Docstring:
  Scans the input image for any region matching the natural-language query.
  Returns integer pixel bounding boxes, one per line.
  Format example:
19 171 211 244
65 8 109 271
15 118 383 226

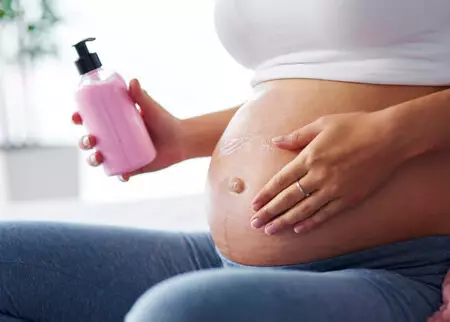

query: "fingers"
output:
129 79 154 114
73 112 106 169
73 112 103 167
129 79 165 130
78 135 97 150
118 167 146 182
262 190 330 236
118 173 131 182
272 121 321 150
294 199 344 234
129 78 142 103
251 160 307 212
72 112 83 125
86 151 104 167
250 176 314 229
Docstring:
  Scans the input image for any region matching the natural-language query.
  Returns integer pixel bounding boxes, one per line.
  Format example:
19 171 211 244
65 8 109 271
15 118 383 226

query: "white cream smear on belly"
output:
219 137 252 156
261 138 276 152
219 136 277 157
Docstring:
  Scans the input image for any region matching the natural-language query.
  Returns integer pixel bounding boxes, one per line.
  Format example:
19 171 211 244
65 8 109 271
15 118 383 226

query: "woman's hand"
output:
72 79 186 181
427 270 450 321
250 112 406 235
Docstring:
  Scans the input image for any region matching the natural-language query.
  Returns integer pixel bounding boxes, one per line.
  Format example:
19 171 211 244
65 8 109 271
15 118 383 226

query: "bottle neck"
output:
79 68 115 87
85 68 103 81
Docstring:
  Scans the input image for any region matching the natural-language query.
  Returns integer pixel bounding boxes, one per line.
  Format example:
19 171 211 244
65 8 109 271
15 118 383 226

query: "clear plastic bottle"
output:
73 37 156 176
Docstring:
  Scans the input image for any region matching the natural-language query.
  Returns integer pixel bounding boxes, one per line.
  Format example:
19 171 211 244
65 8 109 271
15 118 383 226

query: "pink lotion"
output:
73 38 156 176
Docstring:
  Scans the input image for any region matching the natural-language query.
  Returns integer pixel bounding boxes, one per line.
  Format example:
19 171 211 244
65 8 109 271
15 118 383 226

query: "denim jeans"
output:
0 222 449 322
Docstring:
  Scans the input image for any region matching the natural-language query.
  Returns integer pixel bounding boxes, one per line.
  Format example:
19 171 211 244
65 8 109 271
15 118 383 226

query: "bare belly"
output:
206 79 450 266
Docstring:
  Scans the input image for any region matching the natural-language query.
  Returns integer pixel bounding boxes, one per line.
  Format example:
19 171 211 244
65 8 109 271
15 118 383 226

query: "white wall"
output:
0 147 79 202
0 152 8 202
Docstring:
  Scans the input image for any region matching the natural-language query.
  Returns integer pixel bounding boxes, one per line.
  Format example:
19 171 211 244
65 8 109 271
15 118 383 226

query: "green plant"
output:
0 0 61 62
0 0 61 147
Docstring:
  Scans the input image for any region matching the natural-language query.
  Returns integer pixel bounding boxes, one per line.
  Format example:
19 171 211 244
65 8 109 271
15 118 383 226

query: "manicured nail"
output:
119 173 131 182
82 136 91 148
251 217 262 229
72 114 80 124
88 153 99 166
294 225 306 234
272 136 284 143
252 200 262 212
252 196 264 212
265 224 277 235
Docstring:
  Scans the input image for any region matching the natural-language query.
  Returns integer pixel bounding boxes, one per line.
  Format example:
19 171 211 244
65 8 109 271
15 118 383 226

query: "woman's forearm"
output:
181 105 241 159
379 88 450 163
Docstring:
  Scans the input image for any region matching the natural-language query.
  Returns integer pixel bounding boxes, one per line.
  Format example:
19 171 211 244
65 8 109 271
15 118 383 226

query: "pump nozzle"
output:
73 37 102 75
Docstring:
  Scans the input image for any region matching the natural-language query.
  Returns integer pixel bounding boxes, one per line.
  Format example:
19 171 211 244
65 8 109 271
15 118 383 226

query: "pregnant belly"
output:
206 79 450 266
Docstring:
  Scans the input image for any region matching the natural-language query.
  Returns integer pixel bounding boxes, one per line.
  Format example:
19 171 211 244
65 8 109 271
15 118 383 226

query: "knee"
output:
125 269 249 322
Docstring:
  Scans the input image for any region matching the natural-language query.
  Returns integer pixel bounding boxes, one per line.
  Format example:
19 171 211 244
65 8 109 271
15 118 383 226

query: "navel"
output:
229 177 246 194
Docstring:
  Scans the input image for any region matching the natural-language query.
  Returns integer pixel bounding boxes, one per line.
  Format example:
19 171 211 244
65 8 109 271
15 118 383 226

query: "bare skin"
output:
207 79 450 266
74 78 450 267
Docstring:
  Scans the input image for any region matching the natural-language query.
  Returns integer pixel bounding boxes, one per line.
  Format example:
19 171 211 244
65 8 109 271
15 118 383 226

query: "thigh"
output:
126 268 441 322
0 317 25 322
0 221 220 322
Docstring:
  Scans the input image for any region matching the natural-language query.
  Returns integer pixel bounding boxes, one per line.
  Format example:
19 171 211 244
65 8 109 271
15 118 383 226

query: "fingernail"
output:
89 153 99 166
294 225 306 234
272 136 284 143
252 202 261 212
72 114 79 124
265 224 277 235
118 174 131 182
82 136 91 148
251 217 262 229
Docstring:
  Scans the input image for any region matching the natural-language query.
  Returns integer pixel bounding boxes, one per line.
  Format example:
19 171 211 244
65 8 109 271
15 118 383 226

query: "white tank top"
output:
214 0 450 87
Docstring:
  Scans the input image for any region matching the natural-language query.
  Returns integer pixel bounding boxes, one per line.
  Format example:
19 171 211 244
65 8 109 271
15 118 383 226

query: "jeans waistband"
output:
218 235 450 277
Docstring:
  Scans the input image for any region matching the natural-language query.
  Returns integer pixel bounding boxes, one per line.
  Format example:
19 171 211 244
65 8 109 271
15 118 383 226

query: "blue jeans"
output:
0 222 449 322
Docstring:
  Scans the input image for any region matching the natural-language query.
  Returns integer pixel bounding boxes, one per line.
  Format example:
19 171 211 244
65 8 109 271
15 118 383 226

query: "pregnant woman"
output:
2 1 450 321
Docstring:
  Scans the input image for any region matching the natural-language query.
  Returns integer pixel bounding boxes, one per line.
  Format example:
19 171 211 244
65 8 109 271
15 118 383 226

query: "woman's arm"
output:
181 106 240 159
379 88 450 162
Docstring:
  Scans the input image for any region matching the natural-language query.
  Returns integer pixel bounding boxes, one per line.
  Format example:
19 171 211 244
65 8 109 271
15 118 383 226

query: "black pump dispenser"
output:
73 37 102 75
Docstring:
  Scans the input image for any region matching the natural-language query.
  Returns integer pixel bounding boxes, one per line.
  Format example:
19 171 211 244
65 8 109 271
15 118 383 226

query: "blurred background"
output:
0 0 251 230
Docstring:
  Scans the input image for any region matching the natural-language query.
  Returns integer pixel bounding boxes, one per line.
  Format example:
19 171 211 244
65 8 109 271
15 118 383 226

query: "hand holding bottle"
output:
73 79 186 181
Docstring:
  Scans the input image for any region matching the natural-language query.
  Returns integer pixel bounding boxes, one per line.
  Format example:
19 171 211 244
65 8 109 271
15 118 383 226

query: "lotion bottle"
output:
73 37 157 176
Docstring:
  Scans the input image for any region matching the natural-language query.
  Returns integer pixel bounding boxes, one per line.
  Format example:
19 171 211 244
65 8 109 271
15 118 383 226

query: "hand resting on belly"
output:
250 111 408 236
207 80 450 265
